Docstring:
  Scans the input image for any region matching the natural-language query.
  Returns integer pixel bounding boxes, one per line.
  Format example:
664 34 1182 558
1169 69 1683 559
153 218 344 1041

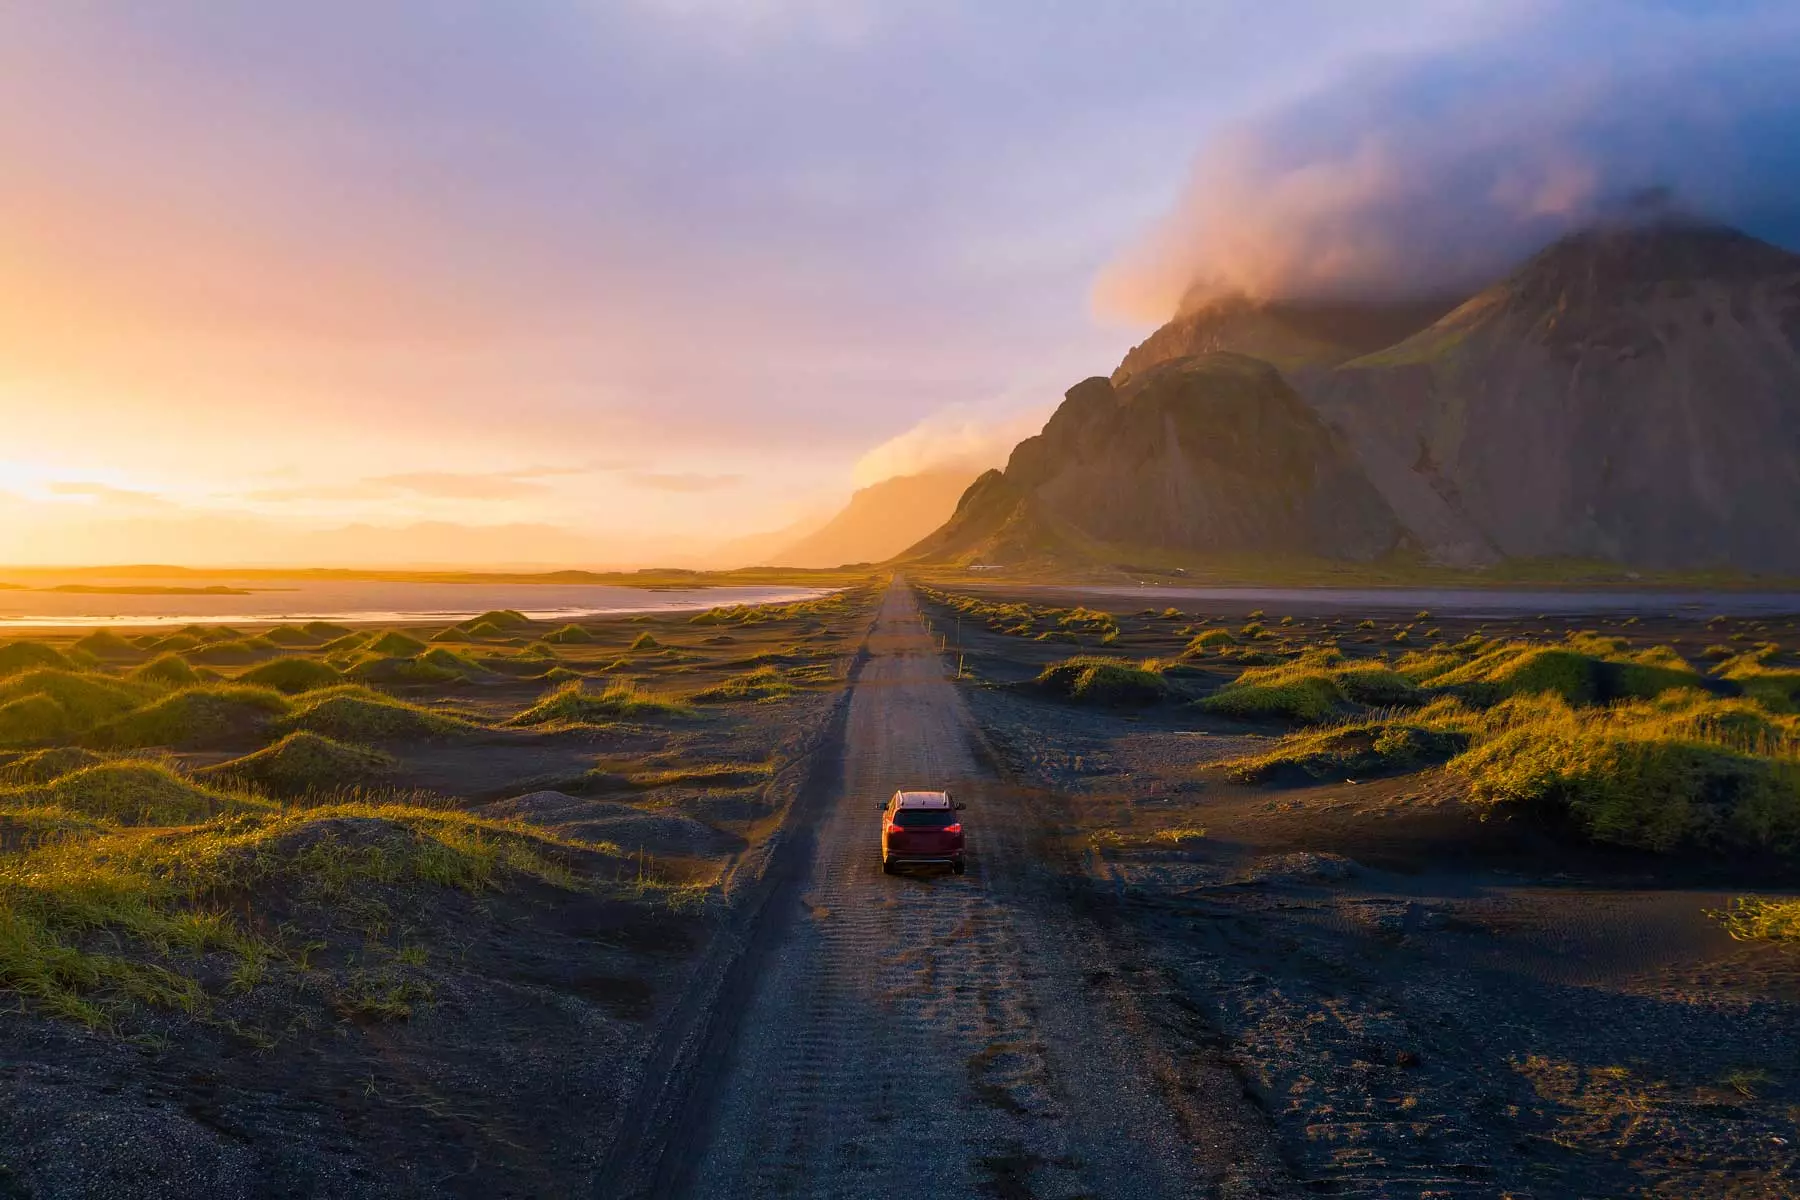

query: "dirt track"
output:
609 583 1287 1199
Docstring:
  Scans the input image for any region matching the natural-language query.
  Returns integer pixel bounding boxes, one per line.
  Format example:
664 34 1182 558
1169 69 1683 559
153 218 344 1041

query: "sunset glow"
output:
0 2 1521 567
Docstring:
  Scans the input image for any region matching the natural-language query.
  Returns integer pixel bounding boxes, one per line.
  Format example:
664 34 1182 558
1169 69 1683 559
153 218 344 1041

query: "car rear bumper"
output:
884 853 963 865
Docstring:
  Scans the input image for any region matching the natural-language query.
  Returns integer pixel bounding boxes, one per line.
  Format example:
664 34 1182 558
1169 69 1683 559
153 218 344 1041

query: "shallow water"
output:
1025 583 1800 618
0 579 833 629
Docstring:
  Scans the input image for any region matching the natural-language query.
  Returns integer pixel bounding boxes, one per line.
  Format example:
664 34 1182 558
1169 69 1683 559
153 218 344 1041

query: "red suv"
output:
878 790 966 875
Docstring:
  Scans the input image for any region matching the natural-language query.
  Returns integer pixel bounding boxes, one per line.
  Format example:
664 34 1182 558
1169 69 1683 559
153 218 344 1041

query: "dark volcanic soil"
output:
935 588 1800 1198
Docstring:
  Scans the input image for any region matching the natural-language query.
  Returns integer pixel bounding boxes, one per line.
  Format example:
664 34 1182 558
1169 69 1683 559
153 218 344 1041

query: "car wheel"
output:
951 858 966 876
881 858 897 875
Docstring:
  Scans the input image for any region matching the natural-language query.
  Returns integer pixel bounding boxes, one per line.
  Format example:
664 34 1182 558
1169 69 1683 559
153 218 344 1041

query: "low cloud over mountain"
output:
1096 2 1800 319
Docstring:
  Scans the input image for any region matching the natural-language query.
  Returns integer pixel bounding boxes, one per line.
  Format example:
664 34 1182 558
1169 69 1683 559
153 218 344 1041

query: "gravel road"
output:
618 583 1287 1199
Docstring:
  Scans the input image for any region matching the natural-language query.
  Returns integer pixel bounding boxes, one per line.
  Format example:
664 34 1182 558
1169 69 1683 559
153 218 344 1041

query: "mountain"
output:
905 354 1401 566
1308 222 1800 571
752 469 980 568
1113 294 1458 385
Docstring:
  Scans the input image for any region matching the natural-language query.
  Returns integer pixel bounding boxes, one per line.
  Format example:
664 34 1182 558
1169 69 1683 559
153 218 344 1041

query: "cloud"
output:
241 464 615 504
46 481 173 508
367 471 555 501
624 471 742 493
1094 2 1800 317
852 402 1053 488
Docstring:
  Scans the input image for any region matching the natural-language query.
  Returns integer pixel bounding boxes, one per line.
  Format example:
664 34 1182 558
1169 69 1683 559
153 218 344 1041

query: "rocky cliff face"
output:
1311 223 1800 571
1113 294 1456 385
906 354 1401 565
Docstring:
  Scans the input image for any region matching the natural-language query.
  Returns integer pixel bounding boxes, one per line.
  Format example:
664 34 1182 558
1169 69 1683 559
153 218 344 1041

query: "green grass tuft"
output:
510 679 690 725
1035 656 1170 706
1224 714 1471 784
690 666 797 704
1714 896 1800 941
1183 628 1236 655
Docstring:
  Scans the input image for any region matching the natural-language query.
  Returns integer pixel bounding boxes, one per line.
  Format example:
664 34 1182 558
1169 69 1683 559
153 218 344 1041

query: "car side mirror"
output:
875 802 889 811
955 802 967 810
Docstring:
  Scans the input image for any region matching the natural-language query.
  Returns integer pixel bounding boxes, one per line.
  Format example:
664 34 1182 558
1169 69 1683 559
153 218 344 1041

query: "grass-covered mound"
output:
302 621 352 640
346 654 462 686
1 760 268 826
147 632 201 653
542 623 595 644
0 747 110 786
0 803 600 1027
1198 650 1420 723
628 632 661 651
1035 656 1170 706
319 631 370 656
0 696 73 746
510 680 690 726
456 609 535 636
187 639 269 666
131 653 202 687
1397 640 1707 705
690 666 796 704
416 646 486 676
278 686 480 742
71 630 139 660
366 630 428 656
240 656 343 694
1224 711 1471 784
0 806 108 852
428 625 475 643
93 684 292 750
0 641 76 679
198 731 396 797
1182 628 1236 655
1452 692 1800 852
0 670 160 744
1715 660 1800 713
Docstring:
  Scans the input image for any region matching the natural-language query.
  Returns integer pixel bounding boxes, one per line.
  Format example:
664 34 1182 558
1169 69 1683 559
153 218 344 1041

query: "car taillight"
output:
943 823 961 834
885 822 903 834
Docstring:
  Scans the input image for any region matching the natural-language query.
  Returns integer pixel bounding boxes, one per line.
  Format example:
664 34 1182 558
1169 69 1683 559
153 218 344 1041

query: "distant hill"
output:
904 355 1400 567
753 469 980 568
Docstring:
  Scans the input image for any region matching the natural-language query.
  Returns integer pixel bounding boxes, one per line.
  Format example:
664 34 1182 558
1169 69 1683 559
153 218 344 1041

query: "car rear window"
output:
891 808 956 828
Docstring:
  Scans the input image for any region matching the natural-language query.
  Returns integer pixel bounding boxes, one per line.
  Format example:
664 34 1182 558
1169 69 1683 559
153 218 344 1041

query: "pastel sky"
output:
1 1 1789 566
